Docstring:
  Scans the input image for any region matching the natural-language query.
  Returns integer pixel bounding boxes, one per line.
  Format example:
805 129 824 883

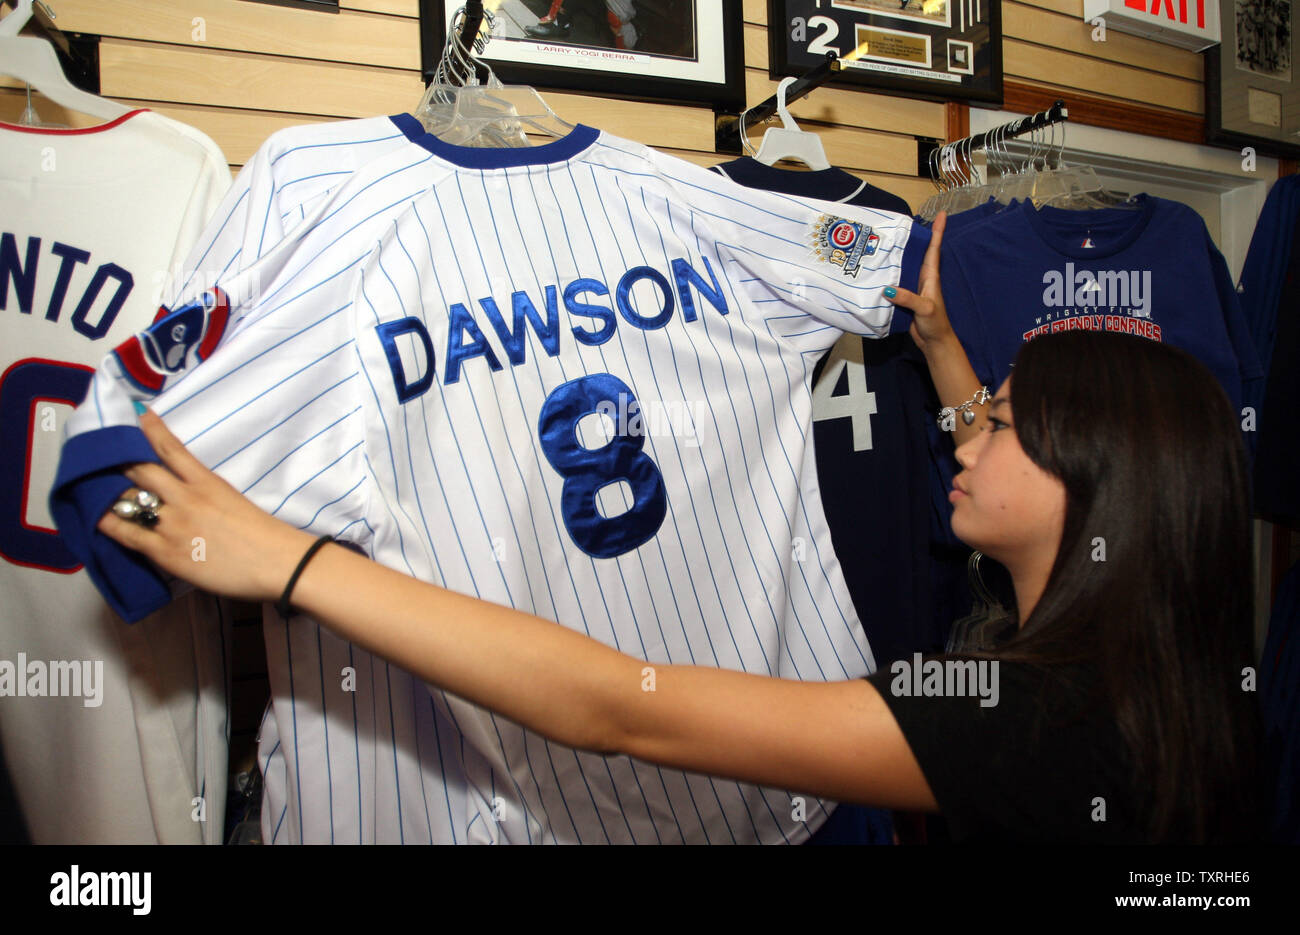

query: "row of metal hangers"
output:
918 103 1134 220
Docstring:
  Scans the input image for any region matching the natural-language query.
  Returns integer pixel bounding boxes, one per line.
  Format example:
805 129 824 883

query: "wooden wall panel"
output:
5 0 1219 205
46 0 421 69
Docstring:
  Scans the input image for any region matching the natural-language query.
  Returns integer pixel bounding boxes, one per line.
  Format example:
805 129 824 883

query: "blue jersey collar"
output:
403 120 601 169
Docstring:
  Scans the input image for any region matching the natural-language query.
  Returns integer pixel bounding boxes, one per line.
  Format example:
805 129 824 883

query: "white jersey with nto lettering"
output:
57 124 928 843
0 108 230 843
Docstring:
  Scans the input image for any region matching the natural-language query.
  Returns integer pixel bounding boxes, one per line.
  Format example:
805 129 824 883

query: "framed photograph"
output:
241 0 339 11
767 0 1003 103
1206 0 1300 158
418 0 746 109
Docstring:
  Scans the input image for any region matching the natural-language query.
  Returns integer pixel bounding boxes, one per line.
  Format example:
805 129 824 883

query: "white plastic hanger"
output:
750 77 831 171
0 0 131 123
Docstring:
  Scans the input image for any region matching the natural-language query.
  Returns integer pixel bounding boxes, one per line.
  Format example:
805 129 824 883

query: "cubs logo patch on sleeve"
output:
810 214 880 278
111 288 230 395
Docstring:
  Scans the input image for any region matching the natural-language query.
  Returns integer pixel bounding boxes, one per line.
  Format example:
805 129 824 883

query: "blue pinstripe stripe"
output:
267 439 362 517
556 164 716 840
584 162 754 842
343 638 362 845
313 625 336 843
759 312 872 675
529 167 698 841
381 662 404 844
583 165 747 842
697 237 854 684
495 172 665 842
267 127 404 166
355 326 422 581
410 200 584 844
296 476 364 530
593 138 910 232
164 312 353 426
372 231 550 843
239 406 359 495
426 695 458 844
621 184 785 842
280 623 305 843
449 174 617 841
408 689 435 844
179 187 250 297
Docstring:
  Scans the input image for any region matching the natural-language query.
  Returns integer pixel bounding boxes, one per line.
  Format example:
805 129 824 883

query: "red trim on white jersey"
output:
0 108 149 135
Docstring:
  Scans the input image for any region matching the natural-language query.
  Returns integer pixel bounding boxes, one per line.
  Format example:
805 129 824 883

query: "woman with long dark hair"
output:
96 216 1263 843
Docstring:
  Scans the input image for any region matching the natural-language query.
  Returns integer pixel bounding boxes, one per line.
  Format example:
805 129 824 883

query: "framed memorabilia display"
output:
767 0 1003 103
241 0 339 11
1206 0 1300 159
418 0 746 109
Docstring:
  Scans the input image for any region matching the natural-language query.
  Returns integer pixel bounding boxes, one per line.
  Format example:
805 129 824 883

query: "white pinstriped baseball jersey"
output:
55 124 928 843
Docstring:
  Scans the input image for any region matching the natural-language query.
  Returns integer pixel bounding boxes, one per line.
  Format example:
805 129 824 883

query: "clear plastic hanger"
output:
945 551 1015 653
1037 119 1136 210
413 5 574 148
0 0 130 125
744 76 831 171
918 141 956 221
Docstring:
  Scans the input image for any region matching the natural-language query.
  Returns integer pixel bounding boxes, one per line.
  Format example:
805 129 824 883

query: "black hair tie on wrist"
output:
277 535 335 621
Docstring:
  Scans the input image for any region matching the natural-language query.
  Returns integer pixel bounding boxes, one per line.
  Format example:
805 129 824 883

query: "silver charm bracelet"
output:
938 386 991 428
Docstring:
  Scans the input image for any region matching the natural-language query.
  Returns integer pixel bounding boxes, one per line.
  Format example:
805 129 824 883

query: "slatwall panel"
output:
4 0 1208 186
1002 0 1203 113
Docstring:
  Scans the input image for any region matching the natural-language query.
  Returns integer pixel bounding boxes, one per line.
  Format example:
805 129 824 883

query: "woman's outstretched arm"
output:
99 411 937 813
888 211 990 446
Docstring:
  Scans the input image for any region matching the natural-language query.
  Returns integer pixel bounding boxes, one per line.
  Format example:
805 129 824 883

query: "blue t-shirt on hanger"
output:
922 195 1262 541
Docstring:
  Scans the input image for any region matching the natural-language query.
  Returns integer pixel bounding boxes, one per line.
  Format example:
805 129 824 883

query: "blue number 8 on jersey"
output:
538 373 667 559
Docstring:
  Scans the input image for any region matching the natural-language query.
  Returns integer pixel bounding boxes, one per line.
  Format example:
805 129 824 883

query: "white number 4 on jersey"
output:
812 337 877 452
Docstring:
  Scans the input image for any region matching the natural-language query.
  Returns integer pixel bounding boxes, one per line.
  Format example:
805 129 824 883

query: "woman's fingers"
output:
122 461 186 504
97 507 156 554
885 285 931 316
917 212 945 290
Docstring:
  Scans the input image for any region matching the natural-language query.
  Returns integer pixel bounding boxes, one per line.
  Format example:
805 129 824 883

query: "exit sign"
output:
1083 0 1221 51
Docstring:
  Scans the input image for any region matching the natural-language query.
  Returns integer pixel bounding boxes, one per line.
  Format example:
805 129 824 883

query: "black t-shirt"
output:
867 658 1146 843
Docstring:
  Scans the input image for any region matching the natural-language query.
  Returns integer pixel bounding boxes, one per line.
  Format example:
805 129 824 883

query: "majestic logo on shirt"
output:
112 288 230 395
810 215 878 278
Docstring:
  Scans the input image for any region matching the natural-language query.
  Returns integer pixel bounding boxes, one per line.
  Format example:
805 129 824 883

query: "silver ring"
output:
113 489 163 527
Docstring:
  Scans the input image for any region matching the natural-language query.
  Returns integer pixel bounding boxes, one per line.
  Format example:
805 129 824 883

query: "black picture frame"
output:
240 0 340 11
1205 0 1300 160
418 0 746 110
767 0 1002 104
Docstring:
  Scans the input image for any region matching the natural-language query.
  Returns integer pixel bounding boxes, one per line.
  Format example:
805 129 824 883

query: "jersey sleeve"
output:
51 223 375 622
702 184 930 340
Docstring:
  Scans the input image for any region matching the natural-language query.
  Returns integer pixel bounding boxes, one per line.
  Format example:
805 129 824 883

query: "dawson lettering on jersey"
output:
382 257 728 393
